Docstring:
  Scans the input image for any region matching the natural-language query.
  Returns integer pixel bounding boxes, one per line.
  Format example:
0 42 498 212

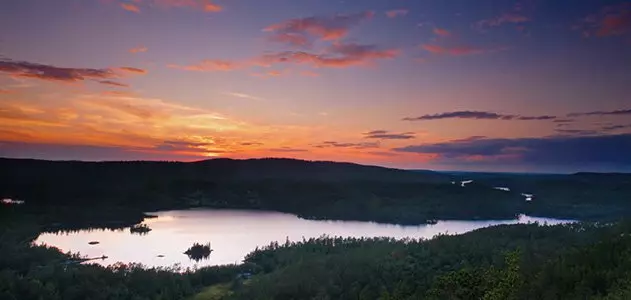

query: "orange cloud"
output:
121 3 141 13
129 46 148 53
0 89 14 94
385 9 408 18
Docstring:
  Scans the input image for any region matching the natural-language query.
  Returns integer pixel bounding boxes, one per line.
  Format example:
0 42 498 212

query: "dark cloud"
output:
153 140 217 153
119 67 147 74
99 80 129 87
364 130 388 135
602 124 631 131
554 119 575 123
393 134 631 168
241 142 263 146
403 111 556 121
0 59 115 82
555 129 601 136
568 108 631 117
268 147 309 153
313 141 379 149
362 130 415 140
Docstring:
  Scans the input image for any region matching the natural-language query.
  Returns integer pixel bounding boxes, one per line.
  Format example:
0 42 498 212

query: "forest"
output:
2 158 631 224
2 158 631 299
2 204 631 299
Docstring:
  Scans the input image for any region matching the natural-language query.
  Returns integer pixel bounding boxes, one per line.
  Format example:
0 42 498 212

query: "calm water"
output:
36 209 573 269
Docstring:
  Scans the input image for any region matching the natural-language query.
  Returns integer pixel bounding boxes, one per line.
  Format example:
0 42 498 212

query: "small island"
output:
184 242 212 261
129 224 152 234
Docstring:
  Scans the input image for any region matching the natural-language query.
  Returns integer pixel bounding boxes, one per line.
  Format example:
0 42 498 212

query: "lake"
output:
35 208 573 269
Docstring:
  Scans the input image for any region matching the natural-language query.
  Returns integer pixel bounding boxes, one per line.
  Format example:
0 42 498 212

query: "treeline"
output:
3 158 631 224
228 221 631 299
3 205 631 299
0 207 254 300
0 158 525 224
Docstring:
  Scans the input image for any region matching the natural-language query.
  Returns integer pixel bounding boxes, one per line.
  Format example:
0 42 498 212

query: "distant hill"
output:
0 157 521 224
0 157 450 183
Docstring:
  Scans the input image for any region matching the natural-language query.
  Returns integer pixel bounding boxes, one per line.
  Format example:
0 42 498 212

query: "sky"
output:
0 0 630 173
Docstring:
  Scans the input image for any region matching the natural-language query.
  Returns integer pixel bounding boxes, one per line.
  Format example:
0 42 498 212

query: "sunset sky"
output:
1 0 630 172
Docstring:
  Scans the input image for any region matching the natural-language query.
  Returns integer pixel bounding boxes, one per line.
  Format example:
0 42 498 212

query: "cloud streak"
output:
0 59 115 82
99 80 129 87
403 111 556 121
568 108 631 117
393 134 631 168
120 0 223 13
313 141 379 149
363 130 415 140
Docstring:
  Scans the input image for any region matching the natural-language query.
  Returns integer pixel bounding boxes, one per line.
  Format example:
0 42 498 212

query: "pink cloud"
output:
268 33 311 47
168 60 241 71
385 9 408 18
264 11 374 46
421 44 505 56
261 43 399 68
433 28 451 37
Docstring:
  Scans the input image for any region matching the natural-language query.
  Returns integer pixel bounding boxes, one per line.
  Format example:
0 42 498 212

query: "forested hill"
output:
0 157 449 183
2 157 630 224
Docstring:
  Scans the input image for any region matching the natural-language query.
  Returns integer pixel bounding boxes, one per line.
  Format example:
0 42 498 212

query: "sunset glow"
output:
1 0 630 172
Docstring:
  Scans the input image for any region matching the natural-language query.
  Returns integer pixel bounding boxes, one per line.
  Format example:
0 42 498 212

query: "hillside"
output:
0 157 522 224
2 157 629 224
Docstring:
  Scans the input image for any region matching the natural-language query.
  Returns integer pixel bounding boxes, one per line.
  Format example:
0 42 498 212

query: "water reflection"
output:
35 208 574 269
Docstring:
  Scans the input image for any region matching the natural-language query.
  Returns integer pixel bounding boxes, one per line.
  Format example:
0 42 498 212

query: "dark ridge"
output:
0 157 450 183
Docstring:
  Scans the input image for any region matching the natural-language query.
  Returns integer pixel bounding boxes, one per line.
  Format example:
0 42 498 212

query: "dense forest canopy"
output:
3 205 631 300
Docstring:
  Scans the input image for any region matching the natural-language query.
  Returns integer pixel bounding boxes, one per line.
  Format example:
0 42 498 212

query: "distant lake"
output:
36 209 574 269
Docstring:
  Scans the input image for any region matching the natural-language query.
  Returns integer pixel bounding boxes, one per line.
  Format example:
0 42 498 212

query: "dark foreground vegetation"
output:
2 157 631 224
3 204 631 299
